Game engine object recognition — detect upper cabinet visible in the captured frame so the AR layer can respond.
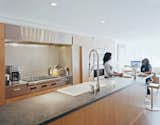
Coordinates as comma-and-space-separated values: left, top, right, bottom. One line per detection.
20, 26, 44, 43
5, 24, 72, 45
5, 24, 21, 41
54, 32, 72, 45
72, 35, 95, 47
5, 24, 55, 43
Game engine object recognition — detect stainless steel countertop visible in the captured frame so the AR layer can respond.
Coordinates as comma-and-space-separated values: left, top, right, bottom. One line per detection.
0, 77, 144, 125
6, 75, 72, 87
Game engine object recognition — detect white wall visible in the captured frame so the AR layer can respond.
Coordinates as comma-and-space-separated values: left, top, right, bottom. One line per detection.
73, 35, 116, 82
118, 39, 160, 73
73, 36, 116, 65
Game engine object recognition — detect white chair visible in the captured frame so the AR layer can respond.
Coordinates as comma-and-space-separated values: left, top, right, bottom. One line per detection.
146, 75, 160, 111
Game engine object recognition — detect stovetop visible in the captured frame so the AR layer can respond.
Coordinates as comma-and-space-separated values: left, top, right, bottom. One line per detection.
22, 75, 56, 82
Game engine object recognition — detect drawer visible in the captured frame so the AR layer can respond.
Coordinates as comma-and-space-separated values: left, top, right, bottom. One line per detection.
54, 80, 66, 87
6, 85, 27, 98
39, 83, 50, 90
49, 81, 57, 88
27, 84, 40, 93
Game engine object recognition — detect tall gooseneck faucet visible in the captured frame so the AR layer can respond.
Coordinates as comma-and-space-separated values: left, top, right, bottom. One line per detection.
89, 49, 100, 92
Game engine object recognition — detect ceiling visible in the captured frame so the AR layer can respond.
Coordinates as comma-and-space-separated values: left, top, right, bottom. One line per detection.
0, 0, 160, 41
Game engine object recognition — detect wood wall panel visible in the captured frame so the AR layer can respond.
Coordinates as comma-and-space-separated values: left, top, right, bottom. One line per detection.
72, 45, 81, 84
0, 23, 5, 105
81, 46, 90, 82
48, 84, 145, 125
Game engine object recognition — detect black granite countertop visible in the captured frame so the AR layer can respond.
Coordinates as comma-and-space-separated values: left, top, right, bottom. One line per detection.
0, 77, 144, 125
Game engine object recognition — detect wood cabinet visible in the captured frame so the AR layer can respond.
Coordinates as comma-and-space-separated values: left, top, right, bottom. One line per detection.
5, 24, 56, 44
42, 29, 55, 44
48, 84, 145, 125
5, 84, 27, 98
5, 24, 21, 41
0, 23, 5, 105
5, 24, 72, 45
5, 76, 72, 99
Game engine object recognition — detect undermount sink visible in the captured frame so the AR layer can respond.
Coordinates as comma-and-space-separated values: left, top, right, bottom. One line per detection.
57, 81, 106, 96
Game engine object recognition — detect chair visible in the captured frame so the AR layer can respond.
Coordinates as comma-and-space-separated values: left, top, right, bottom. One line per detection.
146, 74, 160, 111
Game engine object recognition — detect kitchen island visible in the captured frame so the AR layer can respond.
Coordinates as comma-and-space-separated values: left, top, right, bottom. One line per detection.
0, 77, 145, 125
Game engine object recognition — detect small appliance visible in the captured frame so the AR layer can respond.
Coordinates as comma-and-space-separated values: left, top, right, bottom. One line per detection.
6, 65, 20, 82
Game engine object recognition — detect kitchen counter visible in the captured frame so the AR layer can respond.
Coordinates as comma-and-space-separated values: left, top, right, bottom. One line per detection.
0, 77, 144, 125
7, 75, 72, 87
5, 76, 73, 99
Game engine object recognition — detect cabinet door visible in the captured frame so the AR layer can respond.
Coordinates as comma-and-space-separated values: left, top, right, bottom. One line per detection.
20, 26, 37, 42
6, 24, 72, 44
6, 85, 27, 98
21, 26, 44, 43
42, 29, 55, 44
54, 32, 72, 45
5, 24, 21, 42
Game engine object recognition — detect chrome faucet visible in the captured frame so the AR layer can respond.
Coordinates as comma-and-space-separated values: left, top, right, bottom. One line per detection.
133, 68, 136, 80
88, 49, 100, 93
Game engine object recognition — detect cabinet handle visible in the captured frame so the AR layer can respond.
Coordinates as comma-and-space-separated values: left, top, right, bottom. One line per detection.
41, 85, 47, 88
51, 83, 56, 86
13, 88, 21, 91
30, 87, 37, 90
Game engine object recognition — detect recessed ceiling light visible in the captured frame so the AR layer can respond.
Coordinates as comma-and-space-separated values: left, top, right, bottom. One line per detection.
50, 2, 57, 7
100, 20, 105, 24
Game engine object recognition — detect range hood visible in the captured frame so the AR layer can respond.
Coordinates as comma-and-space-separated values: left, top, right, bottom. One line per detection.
5, 24, 72, 45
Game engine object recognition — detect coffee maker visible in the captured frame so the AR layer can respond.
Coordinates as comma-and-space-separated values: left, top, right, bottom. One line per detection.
6, 65, 20, 82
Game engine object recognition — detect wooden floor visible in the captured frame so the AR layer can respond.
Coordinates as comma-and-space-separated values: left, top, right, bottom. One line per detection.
133, 91, 160, 125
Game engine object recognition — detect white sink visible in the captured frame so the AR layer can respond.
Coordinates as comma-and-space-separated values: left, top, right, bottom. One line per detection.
57, 81, 106, 96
